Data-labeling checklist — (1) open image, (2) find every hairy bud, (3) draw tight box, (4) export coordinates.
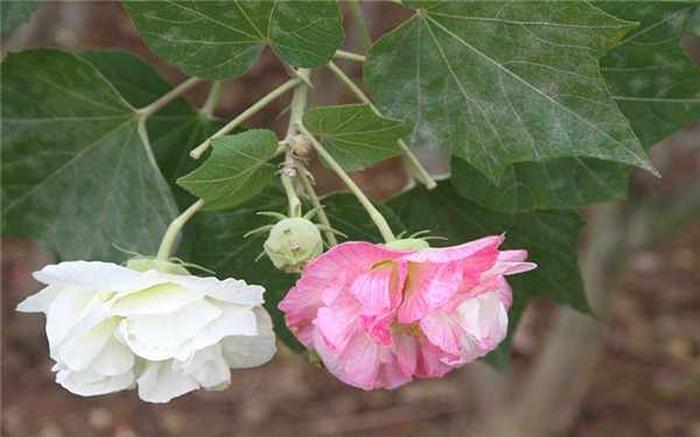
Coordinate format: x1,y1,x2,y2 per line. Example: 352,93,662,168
264,217,323,273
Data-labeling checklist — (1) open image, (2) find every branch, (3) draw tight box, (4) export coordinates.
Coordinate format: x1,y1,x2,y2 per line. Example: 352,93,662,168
190,77,302,159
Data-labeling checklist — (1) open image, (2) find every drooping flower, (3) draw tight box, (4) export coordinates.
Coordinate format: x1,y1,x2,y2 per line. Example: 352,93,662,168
278,235,536,390
16,259,276,403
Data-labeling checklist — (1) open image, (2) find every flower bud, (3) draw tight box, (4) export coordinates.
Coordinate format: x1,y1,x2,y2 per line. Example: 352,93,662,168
264,217,323,273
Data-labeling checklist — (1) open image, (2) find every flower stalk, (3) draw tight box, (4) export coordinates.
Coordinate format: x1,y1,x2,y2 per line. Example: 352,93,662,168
299,123,395,243
156,199,205,261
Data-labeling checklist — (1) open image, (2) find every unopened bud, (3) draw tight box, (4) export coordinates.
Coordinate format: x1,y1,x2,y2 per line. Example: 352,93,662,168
264,217,323,273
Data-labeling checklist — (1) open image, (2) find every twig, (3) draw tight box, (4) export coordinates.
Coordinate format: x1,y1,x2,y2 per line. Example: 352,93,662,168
190,77,302,159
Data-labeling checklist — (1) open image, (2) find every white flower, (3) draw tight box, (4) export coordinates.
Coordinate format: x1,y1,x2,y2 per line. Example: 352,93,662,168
17,260,276,403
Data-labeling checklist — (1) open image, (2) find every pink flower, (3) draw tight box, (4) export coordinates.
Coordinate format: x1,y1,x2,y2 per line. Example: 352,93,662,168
278,235,536,390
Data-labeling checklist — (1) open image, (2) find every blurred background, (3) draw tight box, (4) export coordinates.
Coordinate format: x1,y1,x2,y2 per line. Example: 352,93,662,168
2,2,699,436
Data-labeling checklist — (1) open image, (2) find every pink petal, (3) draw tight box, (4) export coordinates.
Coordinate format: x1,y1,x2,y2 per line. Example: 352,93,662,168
419,312,461,355
278,285,322,348
394,333,418,377
303,242,402,305
415,338,454,379
457,291,509,353
342,334,381,390
378,358,413,389
399,235,503,263
315,296,362,352
350,266,394,316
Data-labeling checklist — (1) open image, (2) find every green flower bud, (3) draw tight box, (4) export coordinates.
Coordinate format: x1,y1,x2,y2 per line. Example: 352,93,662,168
384,238,430,251
126,257,190,275
264,217,323,273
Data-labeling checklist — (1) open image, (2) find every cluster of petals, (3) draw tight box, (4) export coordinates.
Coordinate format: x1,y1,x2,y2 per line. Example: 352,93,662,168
17,261,275,403
279,235,536,390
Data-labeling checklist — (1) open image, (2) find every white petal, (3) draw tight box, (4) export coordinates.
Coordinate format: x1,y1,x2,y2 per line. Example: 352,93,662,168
33,261,138,290
175,344,230,389
174,302,258,361
111,282,203,316
221,308,276,369
120,300,221,361
137,360,199,403
164,274,265,306
45,287,95,354
91,336,135,376
55,367,135,397
59,317,119,371
16,284,63,313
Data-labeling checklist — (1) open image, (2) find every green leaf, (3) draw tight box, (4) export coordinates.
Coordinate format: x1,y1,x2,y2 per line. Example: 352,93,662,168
451,156,630,213
450,2,700,214
81,49,221,208
599,2,700,147
303,104,411,172
1,0,41,33
177,130,278,210
388,183,588,365
124,0,343,79
1,49,177,261
365,1,655,183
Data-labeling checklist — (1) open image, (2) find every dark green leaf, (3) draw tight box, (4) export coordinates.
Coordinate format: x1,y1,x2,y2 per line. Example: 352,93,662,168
81,49,221,208
451,156,630,213
450,2,700,213
1,49,177,261
178,130,279,210
303,104,411,172
388,183,588,365
124,0,343,79
365,1,654,183
1,0,40,33
599,2,700,147
322,192,406,242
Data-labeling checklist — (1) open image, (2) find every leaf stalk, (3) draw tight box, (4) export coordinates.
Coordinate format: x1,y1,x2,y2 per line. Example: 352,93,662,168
190,77,302,159
136,77,203,119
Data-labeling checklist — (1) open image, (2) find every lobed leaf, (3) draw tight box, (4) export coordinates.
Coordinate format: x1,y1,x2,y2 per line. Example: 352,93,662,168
599,2,700,147
303,104,411,172
177,130,279,211
82,49,221,208
365,1,654,183
124,0,344,79
1,49,178,261
1,0,41,33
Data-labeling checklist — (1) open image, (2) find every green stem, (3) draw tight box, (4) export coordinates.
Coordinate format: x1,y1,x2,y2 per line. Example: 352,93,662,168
298,164,338,246
201,80,223,118
281,162,302,217
190,77,302,159
299,123,395,243
137,77,203,119
156,199,205,261
326,61,436,189
348,0,372,51
334,50,366,63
